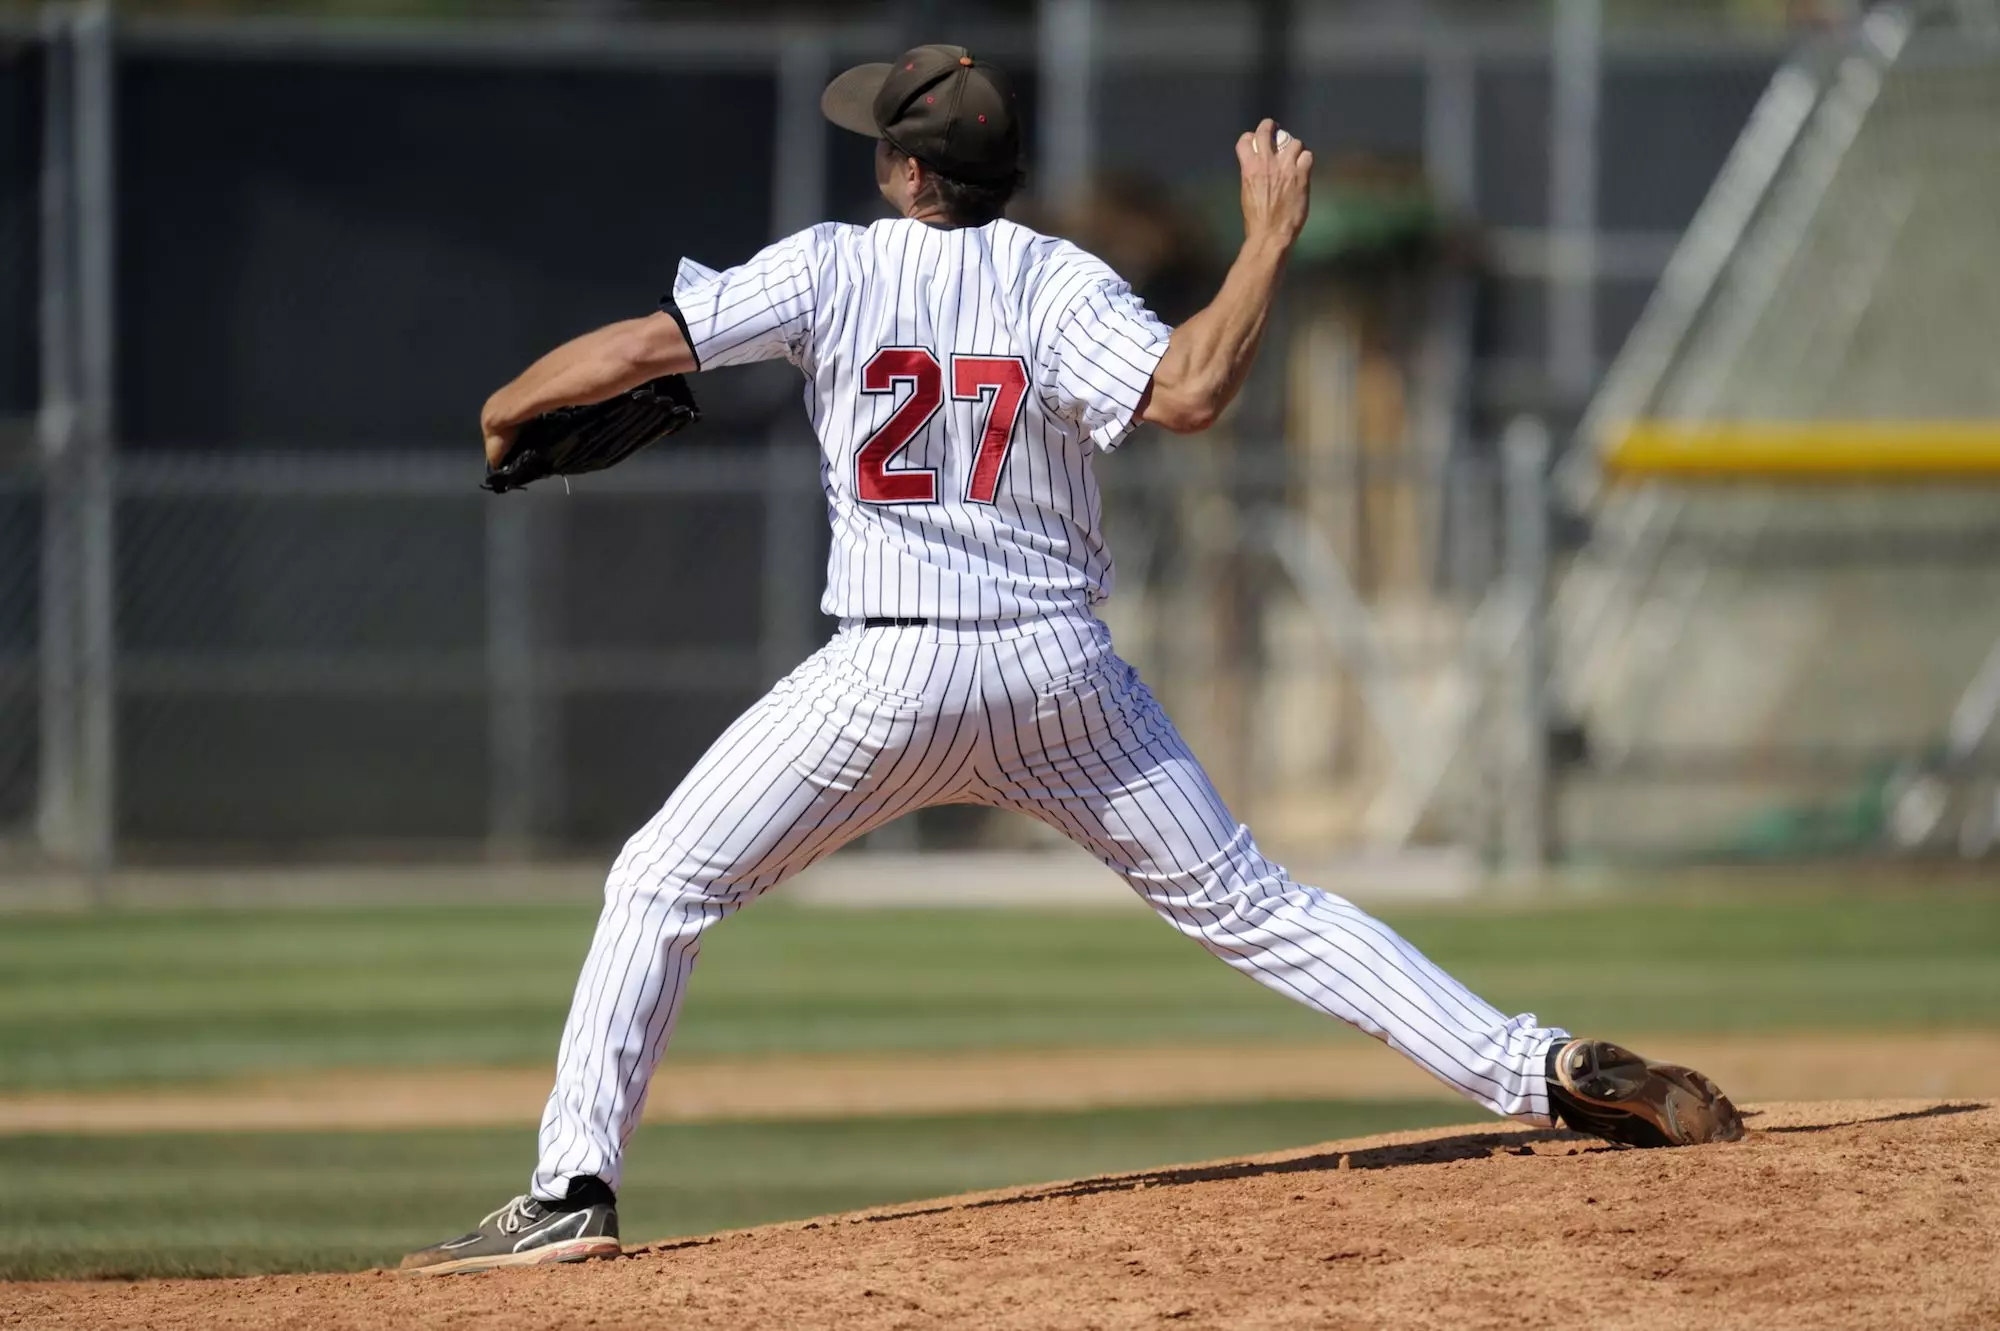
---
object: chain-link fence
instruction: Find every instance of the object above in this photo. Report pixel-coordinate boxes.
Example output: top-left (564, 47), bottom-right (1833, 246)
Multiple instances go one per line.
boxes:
top-left (102, 448), bottom-right (812, 854)
top-left (9, 437), bottom-right (1554, 869)
top-left (3, 3), bottom-right (1860, 873)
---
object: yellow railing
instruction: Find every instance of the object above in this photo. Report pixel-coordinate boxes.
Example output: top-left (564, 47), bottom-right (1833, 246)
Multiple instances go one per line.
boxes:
top-left (1603, 421), bottom-right (2000, 481)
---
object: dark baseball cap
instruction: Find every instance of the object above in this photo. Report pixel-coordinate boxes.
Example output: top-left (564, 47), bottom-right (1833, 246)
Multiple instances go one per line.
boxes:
top-left (821, 44), bottom-right (1021, 184)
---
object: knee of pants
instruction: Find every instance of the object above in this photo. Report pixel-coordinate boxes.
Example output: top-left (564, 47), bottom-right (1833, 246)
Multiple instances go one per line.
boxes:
top-left (1124, 845), bottom-right (1295, 924)
top-left (604, 826), bottom-right (754, 916)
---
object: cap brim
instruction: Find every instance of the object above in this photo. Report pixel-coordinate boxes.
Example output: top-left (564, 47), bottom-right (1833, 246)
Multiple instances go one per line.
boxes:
top-left (821, 63), bottom-right (891, 138)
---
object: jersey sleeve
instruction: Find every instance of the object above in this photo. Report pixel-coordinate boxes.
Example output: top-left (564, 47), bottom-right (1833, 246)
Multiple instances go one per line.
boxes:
top-left (670, 224), bottom-right (838, 372)
top-left (1041, 267), bottom-right (1173, 452)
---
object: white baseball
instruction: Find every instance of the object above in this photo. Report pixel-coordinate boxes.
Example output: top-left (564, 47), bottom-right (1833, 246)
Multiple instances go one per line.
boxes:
top-left (1275, 128), bottom-right (1292, 148)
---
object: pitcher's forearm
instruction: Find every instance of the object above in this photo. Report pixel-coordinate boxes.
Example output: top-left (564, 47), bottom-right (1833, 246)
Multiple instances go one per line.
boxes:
top-left (483, 313), bottom-right (693, 434)
top-left (1138, 237), bottom-right (1289, 432)
top-left (1187, 237), bottom-right (1290, 408)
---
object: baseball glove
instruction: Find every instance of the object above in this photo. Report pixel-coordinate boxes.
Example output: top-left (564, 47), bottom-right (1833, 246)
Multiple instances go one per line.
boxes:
top-left (482, 374), bottom-right (701, 494)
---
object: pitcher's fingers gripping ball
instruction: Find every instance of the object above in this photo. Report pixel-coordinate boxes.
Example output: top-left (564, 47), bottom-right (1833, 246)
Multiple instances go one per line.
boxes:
top-left (404, 43), bottom-right (1744, 1280)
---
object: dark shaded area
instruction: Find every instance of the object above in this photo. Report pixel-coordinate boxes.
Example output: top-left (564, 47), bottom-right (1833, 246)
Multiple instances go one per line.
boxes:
top-left (1599, 56), bottom-right (1773, 231)
top-left (0, 40), bottom-right (39, 418)
top-left (106, 481), bottom-right (785, 849)
top-left (116, 495), bottom-right (486, 653)
top-left (559, 685), bottom-right (769, 840)
top-left (551, 494), bottom-right (764, 652)
top-left (119, 693), bottom-right (490, 844)
top-left (10, 36), bottom-right (1778, 458)
top-left (116, 54), bottom-right (785, 450)
top-left (1474, 64), bottom-right (1552, 229)
top-left (93, 53), bottom-right (814, 848)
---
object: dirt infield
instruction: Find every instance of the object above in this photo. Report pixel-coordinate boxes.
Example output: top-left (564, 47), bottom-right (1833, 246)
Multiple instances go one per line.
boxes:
top-left (9, 1098), bottom-right (1994, 1330)
top-left (5, 1031), bottom-right (1995, 1132)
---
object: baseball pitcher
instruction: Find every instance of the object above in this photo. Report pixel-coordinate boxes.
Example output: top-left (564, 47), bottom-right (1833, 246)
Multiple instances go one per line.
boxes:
top-left (403, 45), bottom-right (1742, 1275)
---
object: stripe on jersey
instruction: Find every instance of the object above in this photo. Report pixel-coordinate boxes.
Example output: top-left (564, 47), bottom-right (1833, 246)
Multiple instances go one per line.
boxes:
top-left (672, 218), bottom-right (1173, 621)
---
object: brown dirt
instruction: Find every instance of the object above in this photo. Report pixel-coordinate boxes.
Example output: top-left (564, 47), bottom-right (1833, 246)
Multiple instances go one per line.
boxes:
top-left (4, 1031), bottom-right (1995, 1133)
top-left (7, 1098), bottom-right (1996, 1330)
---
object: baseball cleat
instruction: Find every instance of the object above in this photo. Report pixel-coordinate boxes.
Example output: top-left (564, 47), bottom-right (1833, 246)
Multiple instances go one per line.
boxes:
top-left (399, 1178), bottom-right (619, 1276)
top-left (1546, 1038), bottom-right (1745, 1148)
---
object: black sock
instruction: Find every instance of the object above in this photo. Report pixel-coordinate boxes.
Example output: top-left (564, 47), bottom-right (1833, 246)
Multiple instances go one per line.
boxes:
top-left (1546, 1040), bottom-right (1574, 1128)
top-left (556, 1175), bottom-right (617, 1210)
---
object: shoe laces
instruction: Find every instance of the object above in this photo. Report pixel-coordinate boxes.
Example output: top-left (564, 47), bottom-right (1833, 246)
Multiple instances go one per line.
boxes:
top-left (484, 1195), bottom-right (543, 1236)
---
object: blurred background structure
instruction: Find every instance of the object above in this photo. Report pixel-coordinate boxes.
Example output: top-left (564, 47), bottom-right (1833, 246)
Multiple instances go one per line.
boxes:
top-left (4, 0), bottom-right (1997, 883)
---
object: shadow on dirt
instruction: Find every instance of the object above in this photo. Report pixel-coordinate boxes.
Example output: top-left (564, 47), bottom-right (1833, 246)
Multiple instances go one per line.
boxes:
top-left (1755, 1101), bottom-right (1987, 1135)
top-left (843, 1102), bottom-right (1994, 1228)
top-left (625, 1103), bottom-right (1999, 1252)
top-left (852, 1125), bottom-right (1592, 1225)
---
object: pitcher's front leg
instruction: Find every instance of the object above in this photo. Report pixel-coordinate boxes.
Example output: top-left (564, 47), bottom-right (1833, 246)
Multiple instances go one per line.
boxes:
top-left (534, 653), bottom-right (939, 1198)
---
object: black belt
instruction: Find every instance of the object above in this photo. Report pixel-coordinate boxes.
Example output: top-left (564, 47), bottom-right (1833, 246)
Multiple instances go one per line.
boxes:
top-left (862, 617), bottom-right (929, 628)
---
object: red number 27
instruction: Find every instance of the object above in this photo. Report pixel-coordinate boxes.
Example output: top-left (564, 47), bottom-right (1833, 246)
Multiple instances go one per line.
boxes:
top-left (855, 348), bottom-right (1028, 506)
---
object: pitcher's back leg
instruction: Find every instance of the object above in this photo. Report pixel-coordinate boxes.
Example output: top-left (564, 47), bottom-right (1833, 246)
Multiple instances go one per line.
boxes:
top-left (980, 632), bottom-right (1563, 1124)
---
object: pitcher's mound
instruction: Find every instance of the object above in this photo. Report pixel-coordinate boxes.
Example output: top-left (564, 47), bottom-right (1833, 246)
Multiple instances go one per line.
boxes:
top-left (13, 1100), bottom-right (1997, 1329)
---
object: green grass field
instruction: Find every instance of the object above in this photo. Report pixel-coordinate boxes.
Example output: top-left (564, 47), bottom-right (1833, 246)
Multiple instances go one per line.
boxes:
top-left (0, 1100), bottom-right (1478, 1280)
top-left (6, 887), bottom-right (1997, 1093)
top-left (3, 883), bottom-right (1996, 1280)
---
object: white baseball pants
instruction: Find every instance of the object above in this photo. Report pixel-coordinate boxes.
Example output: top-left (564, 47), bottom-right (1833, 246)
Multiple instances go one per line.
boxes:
top-left (534, 612), bottom-right (1563, 1198)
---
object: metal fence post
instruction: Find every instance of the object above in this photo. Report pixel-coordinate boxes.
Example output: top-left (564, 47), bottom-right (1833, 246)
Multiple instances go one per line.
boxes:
top-left (70, 0), bottom-right (118, 882)
top-left (771, 29), bottom-right (829, 237)
top-left (1501, 417), bottom-right (1552, 872)
top-left (1549, 0), bottom-right (1601, 407)
top-left (1422, 35), bottom-right (1476, 215)
top-left (1037, 0), bottom-right (1095, 206)
top-left (36, 6), bottom-right (80, 867)
top-left (486, 497), bottom-right (537, 860)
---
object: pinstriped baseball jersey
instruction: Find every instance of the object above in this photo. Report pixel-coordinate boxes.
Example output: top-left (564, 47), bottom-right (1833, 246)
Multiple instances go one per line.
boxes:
top-left (524, 208), bottom-right (1573, 1209)
top-left (671, 218), bottom-right (1172, 621)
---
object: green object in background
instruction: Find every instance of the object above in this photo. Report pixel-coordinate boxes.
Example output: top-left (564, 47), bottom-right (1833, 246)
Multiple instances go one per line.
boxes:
top-left (1201, 169), bottom-right (1448, 268)
top-left (0, 1099), bottom-right (1479, 1281)
top-left (2, 887), bottom-right (1997, 1094)
top-left (1703, 763), bottom-right (1899, 861)
top-left (1290, 180), bottom-right (1444, 267)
